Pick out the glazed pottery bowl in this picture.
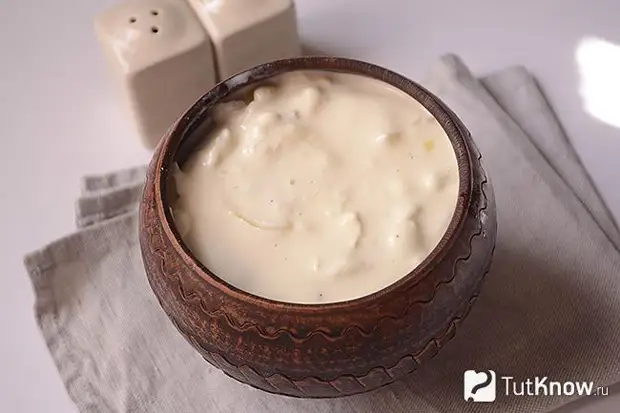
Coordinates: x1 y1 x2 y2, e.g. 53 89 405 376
139 56 497 398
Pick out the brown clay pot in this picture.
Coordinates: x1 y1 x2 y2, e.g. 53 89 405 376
139 57 497 398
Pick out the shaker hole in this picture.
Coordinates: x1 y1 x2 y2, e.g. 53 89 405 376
151 10 159 15
151 26 159 33
129 17 137 23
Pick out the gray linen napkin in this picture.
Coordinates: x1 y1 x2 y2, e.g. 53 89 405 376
24 55 620 413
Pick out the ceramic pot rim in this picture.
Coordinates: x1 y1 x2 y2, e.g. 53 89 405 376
151 56 473 312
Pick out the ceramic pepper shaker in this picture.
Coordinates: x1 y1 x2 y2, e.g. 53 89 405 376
186 0 301 79
94 0 217 149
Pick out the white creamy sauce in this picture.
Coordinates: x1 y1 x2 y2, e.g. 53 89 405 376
173 71 459 303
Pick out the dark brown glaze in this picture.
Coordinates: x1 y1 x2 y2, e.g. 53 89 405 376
139 57 497 398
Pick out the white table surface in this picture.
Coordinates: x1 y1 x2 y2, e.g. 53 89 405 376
1 0 619 411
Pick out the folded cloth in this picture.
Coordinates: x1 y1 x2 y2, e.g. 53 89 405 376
24 55 620 413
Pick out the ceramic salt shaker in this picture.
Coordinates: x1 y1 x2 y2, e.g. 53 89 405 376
94 0 217 149
187 0 301 79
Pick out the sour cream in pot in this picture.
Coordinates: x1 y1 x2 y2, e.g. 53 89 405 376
173 71 459 304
